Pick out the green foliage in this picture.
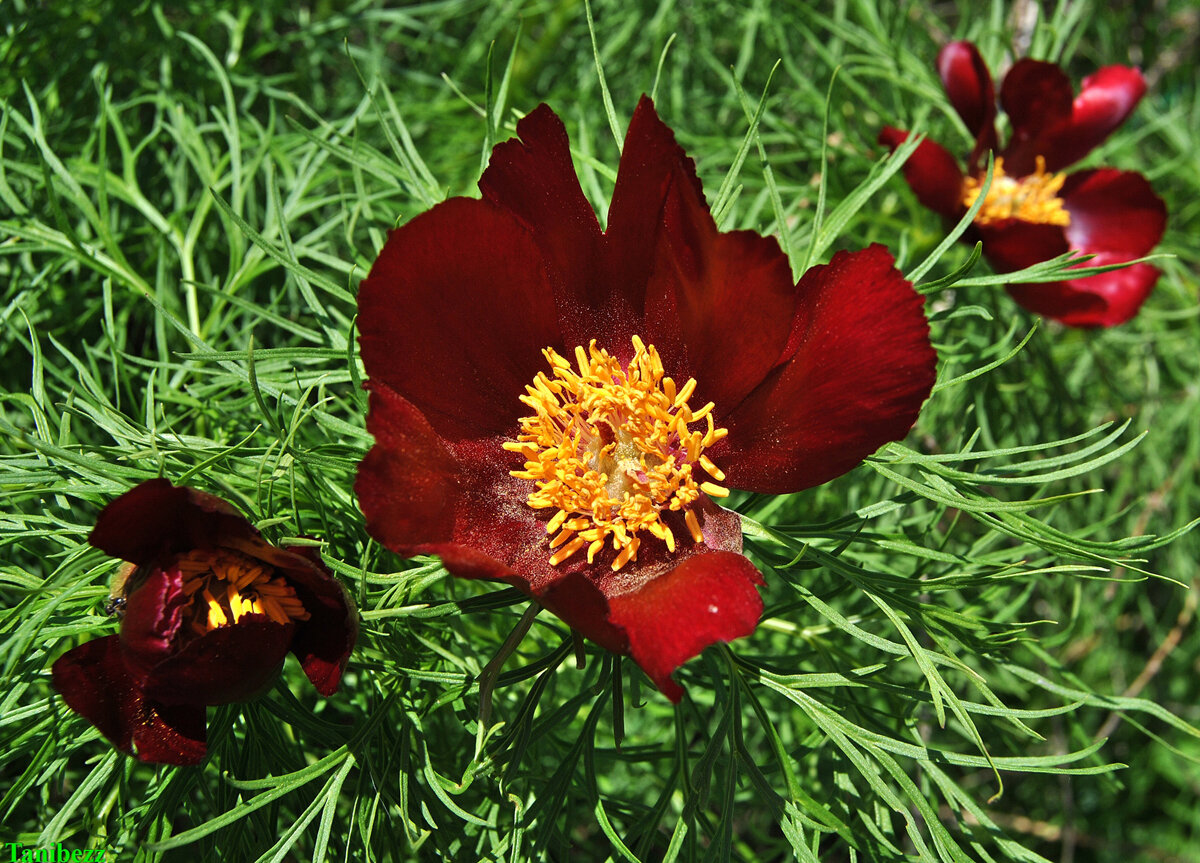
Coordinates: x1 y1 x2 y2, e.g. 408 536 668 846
2 0 1198 861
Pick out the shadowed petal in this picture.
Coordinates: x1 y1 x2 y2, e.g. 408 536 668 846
1062 169 1165 257
642 169 798 412
478 104 607 343
89 479 256 567
999 59 1075 175
275 546 358 696
603 95 709 331
52 636 208 766
535 570 629 655
713 246 936 494
358 197 563 441
1006 257 1160 328
878 128 965 218
119 565 192 679
132 701 208 766
607 551 764 702
53 636 138 754
976 221 1071 274
356 383 462 554
937 41 997 159
141 618 292 706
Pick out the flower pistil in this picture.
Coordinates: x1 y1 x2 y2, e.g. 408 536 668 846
961 156 1070 226
503 336 728 571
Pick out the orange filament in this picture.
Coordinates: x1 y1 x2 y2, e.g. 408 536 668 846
961 156 1070 226
503 336 728 571
173 549 310 635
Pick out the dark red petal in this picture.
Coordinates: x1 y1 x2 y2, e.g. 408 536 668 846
119 565 191 680
356 382 462 553
141 618 291 706
976 221 1071 273
358 197 562 441
479 96 713 352
1006 257 1160 327
999 59 1075 176
132 701 207 765
602 95 709 334
479 103 605 339
606 551 764 702
878 128 965 218
641 169 799 412
432 506 755 701
89 479 257 567
52 636 208 765
53 636 138 753
219 532 358 697
1061 169 1166 258
937 41 997 157
713 245 937 494
1040 66 1146 171
534 570 629 655
276 545 358 696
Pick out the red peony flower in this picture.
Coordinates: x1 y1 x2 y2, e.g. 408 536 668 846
52 479 357 765
356 97 937 701
880 41 1166 327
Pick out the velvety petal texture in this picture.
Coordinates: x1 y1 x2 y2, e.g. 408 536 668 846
882 41 1163 328
52 635 207 765
713 245 938 494
1008 64 1147 173
53 480 357 765
999 58 1076 175
359 97 936 701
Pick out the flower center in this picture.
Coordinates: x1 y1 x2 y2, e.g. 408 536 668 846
174 549 310 634
503 336 729 571
960 156 1070 226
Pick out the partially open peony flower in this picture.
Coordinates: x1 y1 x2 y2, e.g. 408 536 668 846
52 479 357 765
356 96 937 701
881 41 1166 327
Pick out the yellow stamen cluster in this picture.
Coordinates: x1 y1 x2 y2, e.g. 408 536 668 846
174 550 310 635
503 336 729 571
961 156 1071 226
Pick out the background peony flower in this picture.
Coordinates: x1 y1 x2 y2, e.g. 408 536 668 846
356 97 937 702
52 479 357 765
880 40 1166 327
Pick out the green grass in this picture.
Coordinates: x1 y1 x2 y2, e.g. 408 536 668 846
2 0 1198 860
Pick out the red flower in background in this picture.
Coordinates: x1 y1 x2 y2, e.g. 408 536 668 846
881 41 1166 327
356 97 937 701
52 480 357 765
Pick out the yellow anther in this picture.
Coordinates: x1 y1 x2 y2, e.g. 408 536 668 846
508 337 730 571
684 509 704 544
961 156 1070 227
227 583 243 622
699 454 726 482
261 595 290 625
170 549 309 634
203 589 227 629
549 537 586 566
546 509 568 534
673 378 697 408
